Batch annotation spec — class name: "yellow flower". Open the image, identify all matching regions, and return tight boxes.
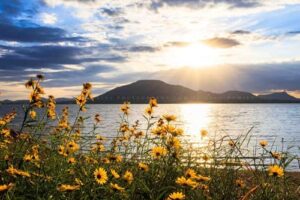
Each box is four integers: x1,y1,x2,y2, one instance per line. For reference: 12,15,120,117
228,140,235,147
0,183,14,192
268,165,284,177
66,141,80,153
1,128,10,137
176,176,198,188
259,140,268,147
96,135,106,141
195,175,211,182
235,179,245,188
151,146,167,159
102,158,110,164
6,166,30,177
94,167,108,185
145,106,153,116
149,97,158,107
138,162,149,172
120,102,130,115
29,110,37,119
271,152,281,160
110,183,125,192
111,169,120,179
123,170,134,184
23,154,32,162
200,129,208,137
185,169,197,179
151,127,167,137
67,157,76,164
168,137,181,150
58,145,65,155
57,184,80,192
167,192,185,200
163,114,176,122
202,154,210,161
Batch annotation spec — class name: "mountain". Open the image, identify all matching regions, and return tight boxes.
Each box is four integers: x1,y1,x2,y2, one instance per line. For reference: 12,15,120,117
2,80,300,104
257,91,298,101
94,80,300,103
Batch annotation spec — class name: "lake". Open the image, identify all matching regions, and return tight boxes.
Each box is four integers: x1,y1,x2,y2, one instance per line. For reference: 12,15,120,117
1,103,300,170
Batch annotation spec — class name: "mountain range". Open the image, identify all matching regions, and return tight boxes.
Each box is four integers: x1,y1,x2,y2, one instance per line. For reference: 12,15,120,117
1,80,300,104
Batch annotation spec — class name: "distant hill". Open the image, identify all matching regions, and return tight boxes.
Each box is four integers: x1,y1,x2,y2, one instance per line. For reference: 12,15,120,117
94,80,300,103
2,80,300,104
257,91,298,101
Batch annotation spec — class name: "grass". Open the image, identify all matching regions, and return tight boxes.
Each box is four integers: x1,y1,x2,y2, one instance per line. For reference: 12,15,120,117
0,75,299,200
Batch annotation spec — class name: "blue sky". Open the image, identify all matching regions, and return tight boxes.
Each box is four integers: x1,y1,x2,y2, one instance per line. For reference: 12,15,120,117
0,0,300,99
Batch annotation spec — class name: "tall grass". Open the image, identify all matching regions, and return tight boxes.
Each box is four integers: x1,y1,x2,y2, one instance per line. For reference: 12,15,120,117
0,75,299,199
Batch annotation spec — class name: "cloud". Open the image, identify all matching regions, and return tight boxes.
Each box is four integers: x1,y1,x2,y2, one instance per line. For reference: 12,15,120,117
150,0,260,10
0,22,86,43
231,30,251,35
202,37,240,48
164,41,190,47
40,13,57,24
101,7,123,16
287,31,300,35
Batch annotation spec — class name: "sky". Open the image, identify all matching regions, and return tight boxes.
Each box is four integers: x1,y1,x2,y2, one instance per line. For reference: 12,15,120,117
0,0,300,100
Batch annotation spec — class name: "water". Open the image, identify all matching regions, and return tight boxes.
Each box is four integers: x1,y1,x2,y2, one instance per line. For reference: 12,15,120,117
1,103,300,170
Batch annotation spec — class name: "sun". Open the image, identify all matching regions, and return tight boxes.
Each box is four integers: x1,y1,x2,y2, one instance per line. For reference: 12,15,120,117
163,43,220,68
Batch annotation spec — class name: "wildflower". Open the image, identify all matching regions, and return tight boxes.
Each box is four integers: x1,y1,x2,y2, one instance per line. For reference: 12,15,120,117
167,192,185,200
58,145,65,155
163,114,176,122
110,183,125,192
268,165,284,177
195,175,211,182
176,176,197,188
123,170,133,184
108,154,123,163
23,154,32,162
66,140,80,153
0,183,14,192
138,162,149,172
185,169,197,179
173,128,184,136
95,114,101,123
200,129,208,137
36,74,45,80
120,102,130,115
57,184,80,192
111,169,120,179
96,135,106,141
168,137,181,150
145,106,153,116
149,97,158,107
6,166,30,177
151,127,167,137
94,167,108,185
102,158,110,164
202,154,210,161
67,157,76,164
235,179,245,188
151,146,167,159
271,152,281,160
25,79,35,88
47,95,56,119
260,140,268,147
29,110,37,119
228,140,235,147
1,128,10,137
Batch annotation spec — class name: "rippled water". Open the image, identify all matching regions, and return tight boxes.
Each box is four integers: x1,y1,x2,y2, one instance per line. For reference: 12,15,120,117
1,103,300,170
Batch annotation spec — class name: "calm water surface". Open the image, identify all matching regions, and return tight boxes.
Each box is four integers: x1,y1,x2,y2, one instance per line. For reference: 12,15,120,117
1,103,300,169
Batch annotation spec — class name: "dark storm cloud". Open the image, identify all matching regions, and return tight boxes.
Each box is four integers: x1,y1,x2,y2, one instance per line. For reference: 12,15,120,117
150,0,260,10
0,22,86,43
202,37,240,48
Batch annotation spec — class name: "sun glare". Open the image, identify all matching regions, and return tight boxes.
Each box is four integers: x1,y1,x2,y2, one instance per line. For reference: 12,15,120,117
163,43,219,68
